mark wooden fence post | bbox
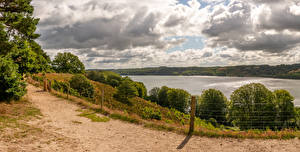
[43,79,48,92]
[47,80,52,92]
[189,96,196,135]
[101,89,104,110]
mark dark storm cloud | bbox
[38,7,167,51]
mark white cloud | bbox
[32,0,300,69]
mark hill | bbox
[96,64,300,79]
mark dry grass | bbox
[28,73,300,140]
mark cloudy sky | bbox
[32,0,300,69]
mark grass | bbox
[29,73,300,140]
[78,110,110,122]
[0,98,44,142]
[110,113,141,124]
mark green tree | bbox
[133,82,147,99]
[0,56,26,102]
[148,87,160,103]
[274,89,295,129]
[167,88,190,113]
[107,73,122,87]
[228,83,276,130]
[114,79,138,104]
[0,0,40,56]
[158,86,169,107]
[52,52,85,74]
[197,89,227,124]
[69,74,94,98]
[86,71,106,83]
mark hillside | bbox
[99,64,300,79]
[2,84,299,151]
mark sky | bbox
[32,0,300,69]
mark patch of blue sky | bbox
[166,36,205,52]
[177,0,230,8]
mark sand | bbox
[1,84,299,152]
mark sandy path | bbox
[23,84,300,152]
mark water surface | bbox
[129,76,300,106]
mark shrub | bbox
[197,89,228,124]
[158,86,170,107]
[69,74,94,98]
[228,83,276,130]
[134,82,147,99]
[208,118,218,127]
[0,57,26,102]
[141,107,162,120]
[86,71,106,83]
[274,89,295,129]
[113,79,138,104]
[148,87,160,103]
[167,88,190,113]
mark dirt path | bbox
[9,84,300,152]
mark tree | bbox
[0,56,26,102]
[69,74,94,98]
[274,89,295,129]
[52,52,85,74]
[86,71,106,83]
[158,86,169,107]
[107,73,122,87]
[0,0,50,101]
[228,83,276,130]
[148,87,160,103]
[167,88,190,113]
[133,82,147,99]
[0,0,40,56]
[197,89,227,124]
[114,79,138,104]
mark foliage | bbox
[228,83,277,130]
[86,71,106,83]
[0,57,26,102]
[141,107,162,120]
[167,88,191,113]
[114,79,138,103]
[52,80,79,96]
[52,52,85,74]
[111,64,300,79]
[148,87,160,103]
[274,90,295,129]
[197,89,228,124]
[133,81,147,99]
[106,73,122,87]
[157,86,170,107]
[69,74,94,98]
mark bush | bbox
[197,89,228,124]
[274,89,295,129]
[228,83,276,130]
[141,107,162,120]
[148,87,160,103]
[113,79,138,104]
[52,80,79,96]
[69,74,94,98]
[167,88,190,113]
[208,118,218,127]
[0,57,26,102]
[133,82,147,99]
[86,71,106,83]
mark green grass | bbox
[78,110,110,122]
[109,113,141,124]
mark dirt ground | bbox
[1,84,299,152]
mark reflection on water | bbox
[129,76,300,106]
